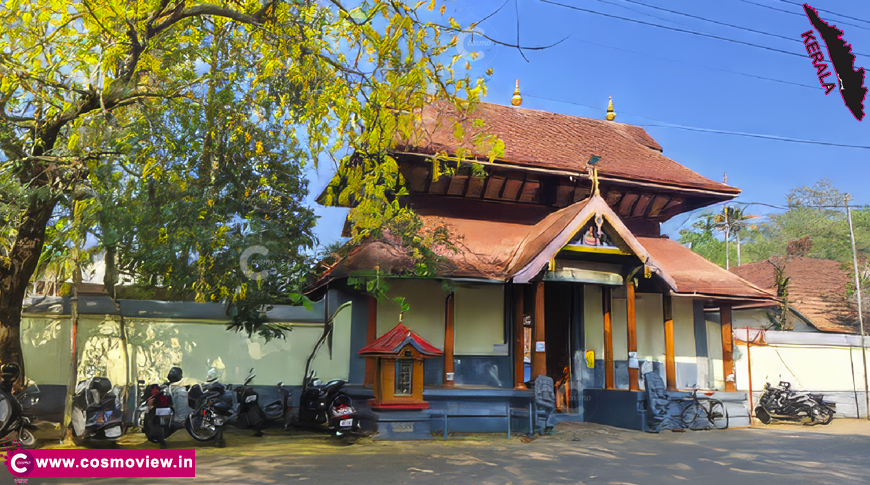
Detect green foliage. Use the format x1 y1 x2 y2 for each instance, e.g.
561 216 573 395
0 1 489 345
766 260 791 331
681 180 870 270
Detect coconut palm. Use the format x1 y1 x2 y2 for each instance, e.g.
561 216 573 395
713 206 759 269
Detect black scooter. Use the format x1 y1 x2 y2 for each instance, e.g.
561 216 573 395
138 367 184 449
755 381 835 425
0 364 39 448
137 366 232 448
227 369 292 437
70 376 126 445
289 371 366 437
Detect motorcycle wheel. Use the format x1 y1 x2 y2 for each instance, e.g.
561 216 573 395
755 407 772 425
813 406 834 425
18 427 36 448
184 414 219 442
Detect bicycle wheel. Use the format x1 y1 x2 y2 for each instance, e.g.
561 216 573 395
707 400 729 429
681 402 703 428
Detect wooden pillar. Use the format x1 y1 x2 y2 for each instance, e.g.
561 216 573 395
663 294 677 391
603 286 614 390
721 303 736 392
514 285 527 389
532 280 547 378
364 296 377 386
626 278 639 391
444 293 455 387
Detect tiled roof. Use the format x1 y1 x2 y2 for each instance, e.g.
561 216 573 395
358 323 443 356
311 196 773 302
638 237 772 300
399 102 739 194
730 257 859 333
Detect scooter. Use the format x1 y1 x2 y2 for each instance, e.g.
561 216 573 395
225 369 293 435
0 364 39 448
137 366 232 448
137 366 184 449
755 381 835 425
289 371 366 437
184 370 233 447
70 376 126 445
225 369 267 437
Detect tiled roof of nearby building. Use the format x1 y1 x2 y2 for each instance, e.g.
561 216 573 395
730 257 858 333
358 323 443 356
399 102 739 194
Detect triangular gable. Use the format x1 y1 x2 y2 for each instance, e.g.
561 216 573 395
509 195 678 290
358 323 443 357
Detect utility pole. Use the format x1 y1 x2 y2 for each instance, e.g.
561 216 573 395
846 197 868 420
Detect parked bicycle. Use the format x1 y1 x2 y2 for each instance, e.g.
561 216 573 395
678 387 729 430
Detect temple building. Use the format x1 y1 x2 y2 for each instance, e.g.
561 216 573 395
308 86 774 437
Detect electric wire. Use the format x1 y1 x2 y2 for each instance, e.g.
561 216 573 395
620 0 802 44
567 37 818 89
775 0 870 27
539 0 805 58
737 0 870 33
525 94 870 150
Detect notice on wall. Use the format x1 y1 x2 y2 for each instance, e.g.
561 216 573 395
628 351 639 369
535 341 546 352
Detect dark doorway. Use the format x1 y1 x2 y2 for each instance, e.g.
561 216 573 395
544 282 584 413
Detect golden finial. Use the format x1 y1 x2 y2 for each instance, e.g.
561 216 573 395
606 96 616 121
511 79 522 106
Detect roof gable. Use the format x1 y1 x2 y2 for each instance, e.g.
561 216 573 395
359 322 443 357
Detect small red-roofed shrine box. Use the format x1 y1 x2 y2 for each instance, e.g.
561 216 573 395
358 323 443 411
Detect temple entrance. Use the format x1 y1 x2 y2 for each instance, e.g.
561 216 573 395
544 282 584 414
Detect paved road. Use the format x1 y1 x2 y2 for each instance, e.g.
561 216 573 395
35 420 870 485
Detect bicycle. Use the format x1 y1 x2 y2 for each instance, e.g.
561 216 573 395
678 387 729 430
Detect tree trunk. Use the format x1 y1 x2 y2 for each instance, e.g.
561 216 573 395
737 236 742 267
724 226 731 270
0 195 59 391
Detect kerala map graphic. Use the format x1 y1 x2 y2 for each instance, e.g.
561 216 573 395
803 3 867 121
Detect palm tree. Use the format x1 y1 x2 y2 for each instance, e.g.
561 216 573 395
713 206 759 269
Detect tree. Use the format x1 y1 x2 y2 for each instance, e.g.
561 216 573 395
679 212 726 267
0 0 490 387
712 206 759 269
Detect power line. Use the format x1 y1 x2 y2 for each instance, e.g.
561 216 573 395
538 0 805 58
639 123 870 150
775 0 870 27
567 37 817 89
620 0 798 44
620 0 870 57
737 0 870 33
592 0 692 28
525 93 870 150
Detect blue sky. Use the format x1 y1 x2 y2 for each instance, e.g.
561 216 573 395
305 0 870 248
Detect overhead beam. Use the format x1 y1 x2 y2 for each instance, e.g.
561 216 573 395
632 194 654 219
447 175 468 196
647 195 671 217
483 173 506 199
618 193 639 217
501 174 525 201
